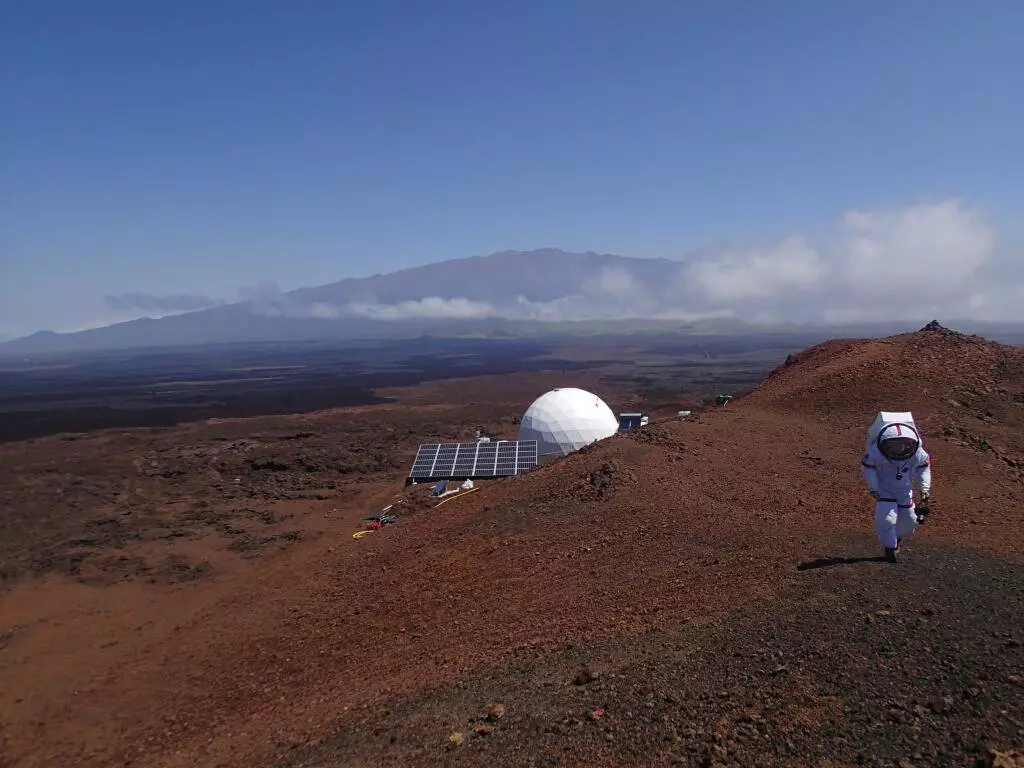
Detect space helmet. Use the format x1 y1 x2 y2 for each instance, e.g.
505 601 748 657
877 423 920 460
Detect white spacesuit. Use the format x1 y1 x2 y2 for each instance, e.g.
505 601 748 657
860 419 932 562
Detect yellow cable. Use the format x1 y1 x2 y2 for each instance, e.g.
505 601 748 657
435 486 480 507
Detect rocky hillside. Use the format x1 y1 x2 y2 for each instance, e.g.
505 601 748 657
1 323 1021 768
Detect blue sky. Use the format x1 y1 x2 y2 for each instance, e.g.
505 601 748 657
2 0 1023 335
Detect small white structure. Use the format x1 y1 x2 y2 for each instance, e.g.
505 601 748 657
678 410 692 419
517 387 619 457
618 412 649 430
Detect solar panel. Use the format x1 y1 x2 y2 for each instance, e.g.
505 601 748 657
407 440 538 483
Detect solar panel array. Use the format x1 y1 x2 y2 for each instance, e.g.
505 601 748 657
408 440 538 482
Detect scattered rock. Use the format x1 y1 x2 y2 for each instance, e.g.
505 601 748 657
485 702 506 721
573 666 599 685
248 457 291 472
574 459 638 500
977 747 1024 768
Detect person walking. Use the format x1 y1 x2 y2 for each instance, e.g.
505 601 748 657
860 420 932 563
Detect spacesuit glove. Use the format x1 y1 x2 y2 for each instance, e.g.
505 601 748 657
917 494 931 524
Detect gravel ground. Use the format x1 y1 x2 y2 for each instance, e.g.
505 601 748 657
293 537 1024 767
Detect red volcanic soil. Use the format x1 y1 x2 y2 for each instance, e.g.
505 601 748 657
1 325 1023 767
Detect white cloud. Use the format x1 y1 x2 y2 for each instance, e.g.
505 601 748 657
239 281 497 322
307 302 343 319
681 235 825 303
347 296 497 320
963 279 1024 322
514 295 583 321
838 200 995 297
582 266 646 299
674 199 1021 323
513 292 661 322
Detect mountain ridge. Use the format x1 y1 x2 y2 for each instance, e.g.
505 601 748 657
5 249 1024 355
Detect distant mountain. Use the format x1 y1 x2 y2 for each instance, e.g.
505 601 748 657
0 249 684 355
3 248 1023 355
289 249 681 308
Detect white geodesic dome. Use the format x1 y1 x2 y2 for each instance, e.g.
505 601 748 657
517 387 619 457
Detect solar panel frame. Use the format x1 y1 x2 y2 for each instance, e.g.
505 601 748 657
406 439 538 483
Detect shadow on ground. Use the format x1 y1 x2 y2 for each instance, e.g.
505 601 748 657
796 555 888 571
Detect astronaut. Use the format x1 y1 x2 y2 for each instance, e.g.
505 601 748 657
860 421 932 563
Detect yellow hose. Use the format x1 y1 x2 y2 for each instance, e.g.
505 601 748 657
435 486 480 507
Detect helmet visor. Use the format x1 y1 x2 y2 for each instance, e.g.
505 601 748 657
880 436 917 459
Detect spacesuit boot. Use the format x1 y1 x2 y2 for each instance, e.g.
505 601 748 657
875 501 918 561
